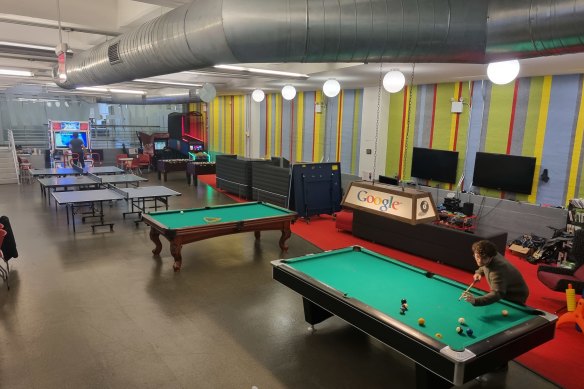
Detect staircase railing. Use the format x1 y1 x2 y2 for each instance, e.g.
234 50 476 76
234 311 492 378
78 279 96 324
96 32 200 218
7 130 20 184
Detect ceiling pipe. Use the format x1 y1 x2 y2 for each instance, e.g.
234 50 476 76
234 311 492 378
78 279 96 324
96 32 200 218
95 84 216 104
56 0 584 89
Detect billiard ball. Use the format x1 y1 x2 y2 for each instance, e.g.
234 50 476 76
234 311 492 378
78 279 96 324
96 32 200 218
435 333 443 339
466 328 474 336
180 210 184 214
402 303 408 310
418 318 425 326
502 309 509 316
456 326 463 334
401 299 407 305
399 308 406 315
458 317 465 324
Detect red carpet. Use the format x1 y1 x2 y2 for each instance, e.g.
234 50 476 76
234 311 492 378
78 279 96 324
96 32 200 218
199 175 583 389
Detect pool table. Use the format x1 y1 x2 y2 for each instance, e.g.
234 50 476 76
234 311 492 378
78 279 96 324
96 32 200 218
142 201 297 271
272 246 557 389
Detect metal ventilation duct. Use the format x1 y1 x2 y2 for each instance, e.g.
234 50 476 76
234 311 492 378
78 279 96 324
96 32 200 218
96 84 216 104
57 0 584 89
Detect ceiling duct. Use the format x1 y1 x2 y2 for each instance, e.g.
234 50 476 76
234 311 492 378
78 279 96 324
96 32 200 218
56 0 584 89
96 84 216 105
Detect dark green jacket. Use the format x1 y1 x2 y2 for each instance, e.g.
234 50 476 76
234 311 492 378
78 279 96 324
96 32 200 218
474 253 529 306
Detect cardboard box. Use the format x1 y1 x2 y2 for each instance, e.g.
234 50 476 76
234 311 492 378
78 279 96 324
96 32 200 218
509 244 533 257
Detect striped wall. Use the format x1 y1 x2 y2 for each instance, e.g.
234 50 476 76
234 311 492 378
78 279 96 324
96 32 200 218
207 89 364 176
386 74 584 206
206 95 247 156
259 90 363 175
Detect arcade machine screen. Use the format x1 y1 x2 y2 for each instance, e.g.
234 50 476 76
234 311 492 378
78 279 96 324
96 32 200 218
154 140 167 151
54 132 89 149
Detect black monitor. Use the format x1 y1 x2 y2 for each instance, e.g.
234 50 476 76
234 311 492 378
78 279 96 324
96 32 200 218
379 175 399 185
472 152 536 194
410 147 459 184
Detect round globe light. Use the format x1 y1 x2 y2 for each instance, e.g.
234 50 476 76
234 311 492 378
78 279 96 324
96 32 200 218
281 85 297 101
323 79 341 98
487 60 520 85
251 89 265 103
383 70 406 93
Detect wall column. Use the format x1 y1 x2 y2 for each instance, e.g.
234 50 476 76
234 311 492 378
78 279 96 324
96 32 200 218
248 97 261 158
359 86 389 180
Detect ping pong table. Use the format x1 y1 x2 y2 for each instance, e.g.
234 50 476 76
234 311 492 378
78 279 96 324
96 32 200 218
31 165 124 178
51 184 181 233
38 173 148 203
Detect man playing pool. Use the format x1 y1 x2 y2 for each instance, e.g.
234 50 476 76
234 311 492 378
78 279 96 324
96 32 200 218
462 240 529 306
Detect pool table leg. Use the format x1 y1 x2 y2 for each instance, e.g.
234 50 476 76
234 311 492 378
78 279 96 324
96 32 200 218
170 242 183 272
279 228 291 251
149 228 163 255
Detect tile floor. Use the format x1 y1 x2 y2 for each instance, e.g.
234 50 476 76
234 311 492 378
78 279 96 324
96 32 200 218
0 173 560 389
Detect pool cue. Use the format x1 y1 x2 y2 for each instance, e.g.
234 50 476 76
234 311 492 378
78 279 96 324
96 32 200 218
458 280 477 301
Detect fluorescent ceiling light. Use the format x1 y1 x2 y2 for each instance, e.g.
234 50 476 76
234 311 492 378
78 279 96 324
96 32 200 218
17 97 58 102
0 41 74 53
214 64 309 78
110 88 146 95
0 69 33 77
134 78 202 87
76 86 108 92
76 86 145 95
0 41 54 51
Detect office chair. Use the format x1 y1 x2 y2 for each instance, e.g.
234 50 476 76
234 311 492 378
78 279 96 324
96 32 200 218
537 229 584 307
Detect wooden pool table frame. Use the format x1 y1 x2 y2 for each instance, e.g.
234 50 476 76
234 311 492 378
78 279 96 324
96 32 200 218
142 202 297 271
272 246 557 389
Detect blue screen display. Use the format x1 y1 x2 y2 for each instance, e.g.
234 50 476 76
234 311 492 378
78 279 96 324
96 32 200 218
54 132 88 148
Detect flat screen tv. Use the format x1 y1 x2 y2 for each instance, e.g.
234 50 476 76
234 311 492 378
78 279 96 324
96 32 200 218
54 131 88 149
410 147 459 184
378 175 399 185
472 152 536 194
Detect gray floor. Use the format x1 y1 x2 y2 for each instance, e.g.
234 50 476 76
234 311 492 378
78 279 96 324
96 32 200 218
0 173 561 389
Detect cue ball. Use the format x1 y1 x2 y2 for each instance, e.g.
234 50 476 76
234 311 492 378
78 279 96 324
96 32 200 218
456 326 463 334
458 317 465 324
466 328 474 336
502 309 509 316
180 211 184 214
418 318 425 326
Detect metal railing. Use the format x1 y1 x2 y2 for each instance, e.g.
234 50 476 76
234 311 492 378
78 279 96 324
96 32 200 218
7 130 20 184
1 125 166 151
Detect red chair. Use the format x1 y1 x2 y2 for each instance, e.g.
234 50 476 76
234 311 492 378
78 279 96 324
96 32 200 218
116 153 129 169
18 157 33 184
128 157 142 175
136 153 151 173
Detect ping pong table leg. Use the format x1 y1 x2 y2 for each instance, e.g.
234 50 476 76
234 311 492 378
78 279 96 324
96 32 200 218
70 204 75 233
